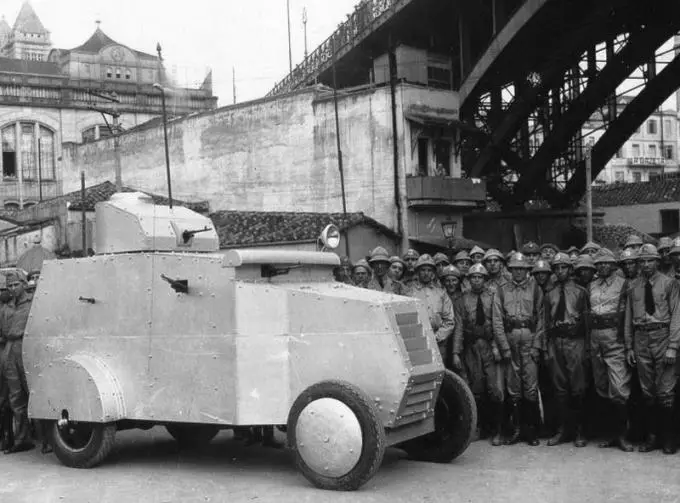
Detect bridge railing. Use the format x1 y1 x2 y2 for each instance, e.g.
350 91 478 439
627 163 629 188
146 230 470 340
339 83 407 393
266 0 400 97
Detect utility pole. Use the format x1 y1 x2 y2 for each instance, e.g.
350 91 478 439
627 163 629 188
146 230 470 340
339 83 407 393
155 43 173 209
287 0 293 72
302 7 308 59
585 150 593 243
85 89 122 189
332 37 349 258
81 171 87 254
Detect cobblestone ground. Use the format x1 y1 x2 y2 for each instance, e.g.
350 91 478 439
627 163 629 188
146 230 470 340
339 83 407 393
1 428 678 503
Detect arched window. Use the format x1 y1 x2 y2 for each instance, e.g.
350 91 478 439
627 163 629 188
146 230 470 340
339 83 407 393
0 122 56 180
3 202 19 210
125 69 132 80
106 67 112 78
115 68 121 79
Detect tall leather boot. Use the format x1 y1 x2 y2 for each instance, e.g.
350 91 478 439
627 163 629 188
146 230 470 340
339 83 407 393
662 406 678 455
573 396 587 448
615 403 634 452
490 401 504 447
476 397 489 440
548 398 569 446
638 404 659 453
525 400 540 446
504 401 521 445
598 400 618 448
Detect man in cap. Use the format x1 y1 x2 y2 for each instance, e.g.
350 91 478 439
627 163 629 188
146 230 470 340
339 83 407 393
333 256 353 285
521 242 541 266
406 255 455 362
483 249 508 293
657 237 673 276
1 270 34 453
453 251 472 292
580 241 601 258
544 253 590 448
402 249 420 288
623 235 644 253
574 255 596 289
589 248 634 452
492 252 545 446
352 259 372 289
452 264 503 446
367 247 403 294
624 244 680 454
433 252 451 280
469 246 486 265
619 248 639 280
532 259 555 294
388 256 406 282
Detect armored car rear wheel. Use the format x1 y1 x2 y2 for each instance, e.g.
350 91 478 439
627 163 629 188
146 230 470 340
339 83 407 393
50 421 116 468
401 370 476 463
287 380 386 491
166 424 220 449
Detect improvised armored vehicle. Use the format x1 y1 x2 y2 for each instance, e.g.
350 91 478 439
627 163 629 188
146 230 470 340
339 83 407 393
24 192 476 491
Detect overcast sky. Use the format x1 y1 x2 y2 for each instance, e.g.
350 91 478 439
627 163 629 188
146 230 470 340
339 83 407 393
3 0 358 105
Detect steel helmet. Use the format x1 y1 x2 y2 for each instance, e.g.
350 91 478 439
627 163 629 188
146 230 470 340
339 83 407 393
638 243 660 260
352 258 371 274
440 265 461 279
468 263 488 277
505 250 516 263
670 238 680 256
593 248 617 265
469 245 485 258
532 260 552 274
433 252 451 266
389 255 405 267
580 241 601 254
540 243 559 253
403 248 420 260
368 246 391 264
521 242 540 255
483 248 504 262
657 237 673 252
574 255 596 271
550 252 572 267
619 248 638 263
507 252 532 269
453 251 471 263
623 235 644 249
415 254 437 271
565 246 580 255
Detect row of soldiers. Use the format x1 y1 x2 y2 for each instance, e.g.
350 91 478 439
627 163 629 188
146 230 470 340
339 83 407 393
335 235 680 454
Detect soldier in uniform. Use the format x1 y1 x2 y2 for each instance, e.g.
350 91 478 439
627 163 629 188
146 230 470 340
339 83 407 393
670 238 680 281
566 246 580 262
453 251 472 292
0 275 12 452
402 249 420 287
541 244 559 262
544 253 590 447
388 256 406 282
367 247 403 294
441 265 463 370
624 244 680 454
532 259 555 294
1 271 34 453
483 249 508 293
658 237 673 276
619 248 639 280
521 242 541 266
333 256 353 285
492 252 545 446
352 259 372 288
469 246 486 265
406 255 455 363
434 252 451 280
580 241 601 258
589 248 634 452
623 235 644 254
574 255 596 289
452 264 504 446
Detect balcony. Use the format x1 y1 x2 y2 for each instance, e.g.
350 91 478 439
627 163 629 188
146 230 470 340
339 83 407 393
406 176 486 209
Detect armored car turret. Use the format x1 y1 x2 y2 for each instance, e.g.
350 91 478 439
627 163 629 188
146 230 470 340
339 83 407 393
24 193 476 491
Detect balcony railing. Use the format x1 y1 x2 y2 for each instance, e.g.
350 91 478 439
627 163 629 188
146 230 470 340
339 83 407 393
406 176 486 208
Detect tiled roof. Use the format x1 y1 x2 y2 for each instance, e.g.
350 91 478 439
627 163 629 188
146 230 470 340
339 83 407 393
65 28 156 59
12 2 47 33
0 57 61 76
210 210 398 248
592 174 680 207
572 223 656 252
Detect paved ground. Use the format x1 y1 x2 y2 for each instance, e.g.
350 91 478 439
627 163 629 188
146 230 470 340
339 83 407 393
1 428 678 503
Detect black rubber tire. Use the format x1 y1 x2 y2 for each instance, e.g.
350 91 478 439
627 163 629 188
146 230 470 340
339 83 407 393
401 370 476 463
287 380 386 491
165 424 220 449
50 421 116 468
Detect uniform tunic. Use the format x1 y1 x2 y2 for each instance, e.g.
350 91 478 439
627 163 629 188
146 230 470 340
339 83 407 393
492 279 544 403
406 281 455 359
453 287 502 403
589 274 631 403
624 272 680 407
544 280 589 399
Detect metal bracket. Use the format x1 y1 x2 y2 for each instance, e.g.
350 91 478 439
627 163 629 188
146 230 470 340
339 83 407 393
78 296 96 304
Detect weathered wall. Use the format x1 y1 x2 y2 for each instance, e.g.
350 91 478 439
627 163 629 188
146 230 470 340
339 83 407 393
0 225 58 267
600 202 680 234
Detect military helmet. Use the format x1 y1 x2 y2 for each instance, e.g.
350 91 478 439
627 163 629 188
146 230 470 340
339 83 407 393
440 265 461 279
638 243 660 260
507 252 533 269
5 269 27 284
580 241 601 254
453 251 471 263
415 254 437 271
403 248 420 260
433 252 451 266
618 248 638 263
468 263 488 277
623 235 644 248
368 246 391 264
540 243 559 253
521 242 540 255
532 259 552 274
389 255 405 267
505 250 516 263
574 255 596 271
565 246 580 255
469 245 485 258
353 258 371 274
483 248 504 262
657 237 673 252
551 252 572 267
593 248 617 265
670 237 680 256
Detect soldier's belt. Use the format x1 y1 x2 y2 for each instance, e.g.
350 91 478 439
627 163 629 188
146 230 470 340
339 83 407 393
506 319 535 331
549 324 581 338
634 322 669 332
591 314 619 330
464 326 493 341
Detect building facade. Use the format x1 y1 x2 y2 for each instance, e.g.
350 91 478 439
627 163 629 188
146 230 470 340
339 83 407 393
0 2 217 210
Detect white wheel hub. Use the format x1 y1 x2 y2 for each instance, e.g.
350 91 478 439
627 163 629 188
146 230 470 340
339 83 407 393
295 398 363 478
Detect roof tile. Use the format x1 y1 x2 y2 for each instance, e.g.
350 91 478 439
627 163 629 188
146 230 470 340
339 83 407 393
592 174 680 207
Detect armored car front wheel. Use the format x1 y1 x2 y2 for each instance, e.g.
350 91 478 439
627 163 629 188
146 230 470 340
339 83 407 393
400 370 476 463
287 380 386 491
50 421 117 468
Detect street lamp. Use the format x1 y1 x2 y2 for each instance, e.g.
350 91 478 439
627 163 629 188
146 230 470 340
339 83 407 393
441 218 458 261
153 81 173 209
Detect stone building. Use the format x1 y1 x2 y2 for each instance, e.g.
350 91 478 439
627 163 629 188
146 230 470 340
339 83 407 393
0 2 217 210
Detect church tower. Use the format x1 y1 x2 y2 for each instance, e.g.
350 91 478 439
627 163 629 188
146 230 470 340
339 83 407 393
3 1 52 60
0 16 10 56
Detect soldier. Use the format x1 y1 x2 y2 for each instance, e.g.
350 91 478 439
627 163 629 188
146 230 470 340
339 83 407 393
544 253 590 448
452 264 504 446
352 259 372 288
658 237 673 276
589 248 634 452
367 247 403 294
453 251 472 292
483 249 508 293
333 256 353 285
402 249 420 287
619 248 639 280
1 270 34 453
623 235 644 254
441 265 463 306
521 242 541 266
0 275 11 452
406 255 455 363
624 244 680 454
434 252 451 279
566 246 580 262
532 259 555 294
541 243 559 262
492 252 545 446
388 256 406 282
670 238 680 281
469 246 486 265
574 255 596 288
581 241 601 258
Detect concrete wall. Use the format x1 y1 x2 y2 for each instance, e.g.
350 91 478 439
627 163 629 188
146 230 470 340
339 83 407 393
0 225 58 266
600 201 680 235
